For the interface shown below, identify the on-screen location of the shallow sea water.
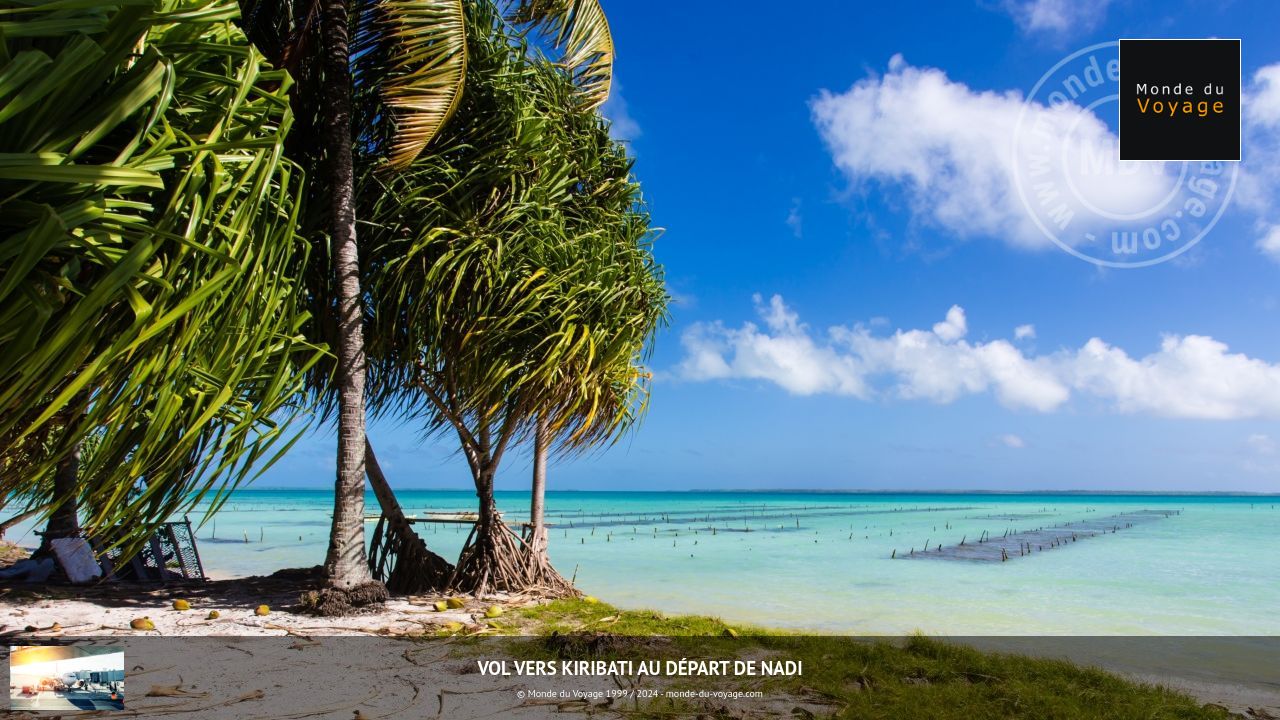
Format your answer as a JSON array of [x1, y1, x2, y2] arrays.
[[8, 490, 1277, 635]]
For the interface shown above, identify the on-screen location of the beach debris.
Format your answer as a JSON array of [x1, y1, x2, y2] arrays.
[[207, 610, 220, 620], [433, 600, 449, 612], [255, 604, 270, 616], [130, 617, 156, 631], [441, 621, 465, 634], [172, 599, 191, 611], [146, 684, 209, 698], [0, 557, 54, 583], [50, 538, 103, 584], [484, 605, 504, 618], [446, 597, 466, 609]]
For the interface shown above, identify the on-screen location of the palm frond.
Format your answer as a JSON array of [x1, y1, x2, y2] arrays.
[[509, 0, 613, 109], [0, 0, 319, 559], [356, 5, 664, 467], [376, 0, 468, 169]]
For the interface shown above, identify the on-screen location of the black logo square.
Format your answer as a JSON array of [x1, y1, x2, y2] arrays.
[[1119, 39, 1241, 161]]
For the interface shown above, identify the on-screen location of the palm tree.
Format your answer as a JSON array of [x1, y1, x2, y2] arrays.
[[0, 0, 320, 559], [237, 0, 615, 597], [360, 6, 665, 594], [237, 0, 467, 598]]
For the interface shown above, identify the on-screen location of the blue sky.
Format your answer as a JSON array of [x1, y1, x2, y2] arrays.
[[265, 0, 1280, 492]]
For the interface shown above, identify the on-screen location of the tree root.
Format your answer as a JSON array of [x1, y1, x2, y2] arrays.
[[299, 581, 389, 617], [448, 514, 527, 596], [520, 529, 578, 598], [449, 513, 580, 597]]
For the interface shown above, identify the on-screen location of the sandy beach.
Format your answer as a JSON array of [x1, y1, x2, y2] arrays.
[[3, 568, 1279, 717], [1, 567, 534, 639]]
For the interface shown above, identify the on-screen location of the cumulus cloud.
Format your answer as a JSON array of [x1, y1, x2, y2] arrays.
[[1015, 324, 1037, 340], [810, 55, 1177, 251], [1254, 224, 1280, 262], [999, 434, 1027, 448], [677, 294, 867, 398], [1246, 64, 1280, 129], [999, 0, 1114, 34], [786, 199, 803, 238], [932, 305, 968, 342], [601, 82, 641, 142], [678, 295, 1280, 420], [1246, 433, 1275, 455], [1240, 64, 1280, 256]]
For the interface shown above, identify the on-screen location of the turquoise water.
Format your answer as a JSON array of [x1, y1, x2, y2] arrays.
[[8, 490, 1278, 635]]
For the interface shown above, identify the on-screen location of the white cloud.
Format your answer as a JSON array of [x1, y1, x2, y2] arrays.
[[677, 294, 867, 398], [932, 305, 967, 342], [786, 199, 803, 238], [1247, 433, 1275, 455], [1000, 433, 1027, 448], [1246, 64, 1280, 129], [1241, 64, 1280, 261], [679, 295, 1280, 420], [1067, 334, 1280, 419], [1255, 224, 1280, 263], [601, 82, 641, 142], [1000, 0, 1113, 35], [1015, 324, 1037, 340], [810, 55, 1176, 250]]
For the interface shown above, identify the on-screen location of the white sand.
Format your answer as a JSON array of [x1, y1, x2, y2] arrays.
[[1, 591, 525, 638]]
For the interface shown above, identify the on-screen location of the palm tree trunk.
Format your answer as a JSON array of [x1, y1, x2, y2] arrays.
[[319, 0, 372, 590], [528, 414, 549, 555], [365, 438, 452, 591], [38, 440, 81, 555], [517, 414, 573, 595]]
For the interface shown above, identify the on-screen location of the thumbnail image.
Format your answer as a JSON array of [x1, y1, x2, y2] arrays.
[[9, 645, 124, 712]]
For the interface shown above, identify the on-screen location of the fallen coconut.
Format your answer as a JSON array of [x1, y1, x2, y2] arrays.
[[130, 617, 155, 631], [433, 600, 449, 612], [483, 606, 503, 618], [172, 599, 190, 611], [254, 605, 270, 616], [446, 597, 465, 609], [207, 610, 220, 620]]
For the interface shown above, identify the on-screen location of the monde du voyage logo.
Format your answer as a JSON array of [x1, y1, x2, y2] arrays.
[[1120, 39, 1241, 161], [1013, 39, 1241, 268]]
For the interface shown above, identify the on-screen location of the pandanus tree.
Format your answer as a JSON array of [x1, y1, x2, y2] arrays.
[[360, 2, 665, 594], [0, 0, 319, 558], [520, 150, 666, 589]]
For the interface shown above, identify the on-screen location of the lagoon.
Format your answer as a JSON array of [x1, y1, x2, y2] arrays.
[[9, 489, 1276, 635]]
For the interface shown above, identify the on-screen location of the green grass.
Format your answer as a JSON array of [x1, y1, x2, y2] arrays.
[[493, 598, 1233, 720]]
